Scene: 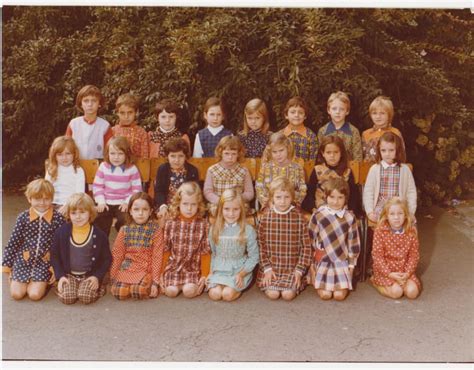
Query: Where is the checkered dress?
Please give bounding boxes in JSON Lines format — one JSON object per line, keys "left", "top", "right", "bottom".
{"left": 57, "top": 274, "right": 106, "bottom": 305}
{"left": 256, "top": 207, "right": 312, "bottom": 292}
{"left": 208, "top": 163, "right": 248, "bottom": 198}
{"left": 237, "top": 130, "right": 271, "bottom": 158}
{"left": 162, "top": 217, "right": 210, "bottom": 287}
{"left": 149, "top": 128, "right": 187, "bottom": 158}
{"left": 308, "top": 207, "right": 360, "bottom": 291}
{"left": 284, "top": 128, "right": 318, "bottom": 161}
{"left": 374, "top": 165, "right": 401, "bottom": 218}
{"left": 113, "top": 124, "right": 149, "bottom": 158}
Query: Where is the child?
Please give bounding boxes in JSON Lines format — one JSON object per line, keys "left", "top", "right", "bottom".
{"left": 255, "top": 132, "right": 307, "bottom": 209}
{"left": 45, "top": 136, "right": 85, "bottom": 213}
{"left": 203, "top": 136, "right": 254, "bottom": 216}
{"left": 362, "top": 96, "right": 406, "bottom": 162}
{"left": 154, "top": 138, "right": 199, "bottom": 222}
{"left": 2, "top": 179, "right": 65, "bottom": 301}
{"left": 308, "top": 178, "right": 361, "bottom": 301}
{"left": 161, "top": 182, "right": 211, "bottom": 298}
{"left": 317, "top": 91, "right": 363, "bottom": 161}
{"left": 65, "top": 84, "right": 113, "bottom": 159}
{"left": 371, "top": 197, "right": 421, "bottom": 299}
{"left": 363, "top": 131, "right": 416, "bottom": 224}
{"left": 302, "top": 136, "right": 361, "bottom": 216}
{"left": 93, "top": 136, "right": 142, "bottom": 236}
{"left": 110, "top": 192, "right": 164, "bottom": 300}
{"left": 193, "top": 97, "right": 233, "bottom": 158}
{"left": 280, "top": 96, "right": 318, "bottom": 161}
{"left": 149, "top": 98, "right": 190, "bottom": 158}
{"left": 257, "top": 177, "right": 312, "bottom": 301}
{"left": 207, "top": 189, "right": 259, "bottom": 302}
{"left": 51, "top": 193, "right": 111, "bottom": 305}
{"left": 112, "top": 93, "right": 149, "bottom": 159}
{"left": 237, "top": 98, "right": 272, "bottom": 158}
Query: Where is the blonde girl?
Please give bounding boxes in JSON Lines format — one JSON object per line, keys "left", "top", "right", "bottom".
{"left": 161, "top": 182, "right": 211, "bottom": 298}
{"left": 207, "top": 189, "right": 259, "bottom": 302}
{"left": 45, "top": 136, "right": 85, "bottom": 213}
{"left": 255, "top": 132, "right": 306, "bottom": 209}
{"left": 237, "top": 98, "right": 272, "bottom": 158}
{"left": 371, "top": 197, "right": 421, "bottom": 299}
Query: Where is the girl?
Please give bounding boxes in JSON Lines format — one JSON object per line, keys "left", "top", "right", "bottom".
{"left": 362, "top": 96, "right": 406, "bottom": 162}
{"left": 2, "top": 179, "right": 65, "bottom": 301}
{"left": 255, "top": 132, "right": 306, "bottom": 209}
{"left": 193, "top": 96, "right": 233, "bottom": 158}
{"left": 203, "top": 136, "right": 254, "bottom": 216}
{"left": 45, "top": 136, "right": 85, "bottom": 214}
{"left": 237, "top": 98, "right": 272, "bottom": 158}
{"left": 301, "top": 136, "right": 362, "bottom": 216}
{"left": 93, "top": 136, "right": 142, "bottom": 236}
{"left": 257, "top": 177, "right": 312, "bottom": 301}
{"left": 371, "top": 197, "right": 421, "bottom": 299}
{"left": 161, "top": 182, "right": 211, "bottom": 298}
{"left": 110, "top": 192, "right": 164, "bottom": 300}
{"left": 51, "top": 193, "right": 111, "bottom": 305}
{"left": 308, "top": 178, "right": 361, "bottom": 301}
{"left": 363, "top": 131, "right": 416, "bottom": 224}
{"left": 207, "top": 189, "right": 259, "bottom": 302}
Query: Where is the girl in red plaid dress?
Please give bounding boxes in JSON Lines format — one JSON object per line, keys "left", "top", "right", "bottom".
{"left": 257, "top": 177, "right": 312, "bottom": 301}
{"left": 110, "top": 192, "right": 164, "bottom": 300}
{"left": 161, "top": 182, "right": 211, "bottom": 298}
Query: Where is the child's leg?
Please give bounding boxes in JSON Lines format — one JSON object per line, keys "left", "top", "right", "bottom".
{"left": 57, "top": 275, "right": 80, "bottom": 304}
{"left": 404, "top": 280, "right": 420, "bottom": 299}
{"left": 164, "top": 285, "right": 181, "bottom": 298}
{"left": 77, "top": 279, "right": 105, "bottom": 304}
{"left": 111, "top": 281, "right": 131, "bottom": 300}
{"left": 264, "top": 289, "right": 281, "bottom": 300}
{"left": 373, "top": 282, "right": 403, "bottom": 299}
{"left": 10, "top": 280, "right": 27, "bottom": 300}
{"left": 317, "top": 289, "right": 333, "bottom": 300}
{"left": 94, "top": 207, "right": 114, "bottom": 236}
{"left": 129, "top": 275, "right": 152, "bottom": 300}
{"left": 208, "top": 285, "right": 223, "bottom": 301}
{"left": 281, "top": 289, "right": 297, "bottom": 301}
{"left": 182, "top": 283, "right": 201, "bottom": 298}
{"left": 222, "top": 286, "right": 241, "bottom": 302}
{"left": 333, "top": 289, "right": 349, "bottom": 301}
{"left": 26, "top": 281, "right": 48, "bottom": 301}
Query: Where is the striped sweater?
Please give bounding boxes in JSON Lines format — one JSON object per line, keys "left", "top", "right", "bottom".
{"left": 93, "top": 162, "right": 142, "bottom": 205}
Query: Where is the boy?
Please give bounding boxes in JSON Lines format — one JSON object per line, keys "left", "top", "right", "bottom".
{"left": 280, "top": 96, "right": 318, "bottom": 161}
{"left": 112, "top": 93, "right": 149, "bottom": 158}
{"left": 317, "top": 91, "right": 363, "bottom": 161}
{"left": 65, "top": 84, "right": 113, "bottom": 159}
{"left": 2, "top": 179, "right": 65, "bottom": 300}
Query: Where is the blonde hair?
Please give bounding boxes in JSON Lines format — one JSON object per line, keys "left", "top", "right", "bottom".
{"left": 168, "top": 182, "right": 206, "bottom": 219}
{"left": 377, "top": 197, "right": 414, "bottom": 234}
{"left": 215, "top": 135, "right": 246, "bottom": 162}
{"left": 211, "top": 189, "right": 247, "bottom": 246}
{"left": 25, "top": 179, "right": 55, "bottom": 200}
{"left": 269, "top": 176, "right": 295, "bottom": 201}
{"left": 369, "top": 96, "right": 394, "bottom": 126}
{"left": 115, "top": 93, "right": 140, "bottom": 111}
{"left": 46, "top": 136, "right": 81, "bottom": 181}
{"left": 262, "top": 132, "right": 295, "bottom": 163}
{"left": 64, "top": 193, "right": 97, "bottom": 222}
{"left": 327, "top": 91, "right": 351, "bottom": 111}
{"left": 241, "top": 98, "right": 270, "bottom": 135}
{"left": 104, "top": 136, "right": 133, "bottom": 167}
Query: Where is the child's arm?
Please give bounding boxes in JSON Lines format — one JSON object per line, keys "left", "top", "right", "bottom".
{"left": 103, "top": 126, "right": 114, "bottom": 147}
{"left": 351, "top": 127, "right": 363, "bottom": 161}
{"left": 91, "top": 230, "right": 112, "bottom": 283}
{"left": 404, "top": 166, "right": 417, "bottom": 216}
{"left": 347, "top": 215, "right": 361, "bottom": 269}
{"left": 203, "top": 170, "right": 219, "bottom": 204}
{"left": 295, "top": 164, "right": 307, "bottom": 205}
{"left": 371, "top": 229, "right": 392, "bottom": 278}
{"left": 257, "top": 216, "right": 272, "bottom": 273}
{"left": 75, "top": 167, "right": 86, "bottom": 194}
{"left": 154, "top": 164, "right": 169, "bottom": 211}
{"left": 241, "top": 167, "right": 255, "bottom": 202}
{"left": 109, "top": 228, "right": 127, "bottom": 282}
{"left": 93, "top": 163, "right": 107, "bottom": 210}
{"left": 192, "top": 133, "right": 204, "bottom": 158}
{"left": 348, "top": 171, "right": 363, "bottom": 217}
{"left": 120, "top": 165, "right": 143, "bottom": 212}
{"left": 2, "top": 213, "right": 26, "bottom": 272}
{"left": 363, "top": 164, "right": 378, "bottom": 221}
{"left": 296, "top": 218, "right": 313, "bottom": 276}
{"left": 50, "top": 227, "right": 66, "bottom": 282}
{"left": 242, "top": 225, "right": 259, "bottom": 274}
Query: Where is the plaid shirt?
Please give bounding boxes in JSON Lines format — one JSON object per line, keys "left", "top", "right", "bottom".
{"left": 113, "top": 124, "right": 149, "bottom": 159}
{"left": 317, "top": 122, "right": 363, "bottom": 161}
{"left": 204, "top": 163, "right": 254, "bottom": 204}
{"left": 375, "top": 164, "right": 401, "bottom": 217}
{"left": 281, "top": 126, "right": 318, "bottom": 161}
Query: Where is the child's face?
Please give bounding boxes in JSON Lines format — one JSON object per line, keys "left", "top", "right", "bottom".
{"left": 246, "top": 112, "right": 264, "bottom": 131}
{"left": 285, "top": 105, "right": 306, "bottom": 127}
{"left": 387, "top": 204, "right": 405, "bottom": 230}
{"left": 70, "top": 208, "right": 90, "bottom": 227}
{"left": 327, "top": 99, "right": 349, "bottom": 126}
{"left": 158, "top": 110, "right": 177, "bottom": 131}
{"left": 322, "top": 143, "right": 342, "bottom": 167}
{"left": 180, "top": 193, "right": 199, "bottom": 218}
{"left": 130, "top": 199, "right": 152, "bottom": 225}
{"left": 222, "top": 198, "right": 241, "bottom": 225}
{"left": 221, "top": 149, "right": 239, "bottom": 167}
{"left": 56, "top": 148, "right": 74, "bottom": 167}
{"left": 204, "top": 106, "right": 224, "bottom": 128}
{"left": 273, "top": 190, "right": 293, "bottom": 212}
{"left": 380, "top": 140, "right": 397, "bottom": 164}
{"left": 81, "top": 95, "right": 100, "bottom": 117}
{"left": 29, "top": 196, "right": 53, "bottom": 213}
{"left": 109, "top": 145, "right": 126, "bottom": 167}
{"left": 271, "top": 145, "right": 289, "bottom": 166}
{"left": 370, "top": 107, "right": 390, "bottom": 129}
{"left": 168, "top": 151, "right": 186, "bottom": 171}
{"left": 326, "top": 189, "right": 346, "bottom": 211}
{"left": 117, "top": 104, "right": 136, "bottom": 126}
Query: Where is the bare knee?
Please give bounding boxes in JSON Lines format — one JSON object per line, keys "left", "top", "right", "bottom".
{"left": 222, "top": 287, "right": 240, "bottom": 302}
{"left": 404, "top": 282, "right": 420, "bottom": 299}
{"left": 208, "top": 286, "right": 223, "bottom": 301}
{"left": 27, "top": 283, "right": 47, "bottom": 301}
{"left": 165, "top": 286, "right": 180, "bottom": 298}
{"left": 281, "top": 290, "right": 296, "bottom": 301}
{"left": 317, "top": 289, "right": 332, "bottom": 300}
{"left": 333, "top": 289, "right": 349, "bottom": 301}
{"left": 265, "top": 290, "right": 280, "bottom": 300}
{"left": 182, "top": 284, "right": 198, "bottom": 298}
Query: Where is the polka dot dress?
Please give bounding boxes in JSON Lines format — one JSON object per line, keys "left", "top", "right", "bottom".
{"left": 237, "top": 130, "right": 271, "bottom": 158}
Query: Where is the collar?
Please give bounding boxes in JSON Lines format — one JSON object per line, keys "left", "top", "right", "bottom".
{"left": 248, "top": 129, "right": 262, "bottom": 135}
{"left": 118, "top": 122, "right": 137, "bottom": 128}
{"left": 370, "top": 125, "right": 390, "bottom": 133}
{"left": 273, "top": 205, "right": 295, "bottom": 215}
{"left": 159, "top": 126, "right": 177, "bottom": 134}
{"left": 110, "top": 164, "right": 126, "bottom": 172}
{"left": 381, "top": 160, "right": 399, "bottom": 169}
{"left": 391, "top": 227, "right": 405, "bottom": 235}
{"left": 83, "top": 116, "right": 97, "bottom": 125}
{"left": 283, "top": 124, "right": 307, "bottom": 138}
{"left": 179, "top": 214, "right": 198, "bottom": 222}
{"left": 324, "top": 121, "right": 352, "bottom": 135}
{"left": 322, "top": 205, "right": 346, "bottom": 218}
{"left": 225, "top": 222, "right": 238, "bottom": 228}
{"left": 207, "top": 125, "right": 224, "bottom": 135}
{"left": 29, "top": 207, "right": 53, "bottom": 223}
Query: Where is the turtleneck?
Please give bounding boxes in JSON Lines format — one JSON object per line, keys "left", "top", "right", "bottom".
{"left": 72, "top": 223, "right": 92, "bottom": 244}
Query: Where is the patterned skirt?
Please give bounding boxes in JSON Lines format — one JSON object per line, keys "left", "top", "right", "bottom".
{"left": 314, "top": 260, "right": 352, "bottom": 291}
{"left": 256, "top": 267, "right": 307, "bottom": 293}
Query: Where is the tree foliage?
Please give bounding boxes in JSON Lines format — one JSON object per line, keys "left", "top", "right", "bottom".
{"left": 3, "top": 6, "right": 473, "bottom": 204}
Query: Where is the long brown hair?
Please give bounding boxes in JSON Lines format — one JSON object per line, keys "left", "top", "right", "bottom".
{"left": 315, "top": 136, "right": 349, "bottom": 176}
{"left": 376, "top": 131, "right": 406, "bottom": 164}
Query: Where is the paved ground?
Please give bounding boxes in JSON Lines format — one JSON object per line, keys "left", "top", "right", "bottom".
{"left": 2, "top": 193, "right": 473, "bottom": 362}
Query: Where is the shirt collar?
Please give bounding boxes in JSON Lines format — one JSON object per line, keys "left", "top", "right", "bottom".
{"left": 322, "top": 205, "right": 346, "bottom": 218}
{"left": 83, "top": 116, "right": 97, "bottom": 125}
{"left": 272, "top": 205, "right": 295, "bottom": 215}
{"left": 283, "top": 124, "right": 307, "bottom": 138}
{"left": 381, "top": 160, "right": 398, "bottom": 169}
{"left": 29, "top": 207, "right": 53, "bottom": 223}
{"left": 391, "top": 227, "right": 405, "bottom": 234}
{"left": 225, "top": 222, "right": 238, "bottom": 228}
{"left": 159, "top": 126, "right": 176, "bottom": 134}
{"left": 207, "top": 125, "right": 224, "bottom": 135}
{"left": 110, "top": 164, "right": 126, "bottom": 172}
{"left": 325, "top": 121, "right": 352, "bottom": 135}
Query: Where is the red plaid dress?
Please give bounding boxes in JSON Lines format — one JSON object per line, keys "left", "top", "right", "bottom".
{"left": 162, "top": 216, "right": 210, "bottom": 287}
{"left": 256, "top": 207, "right": 312, "bottom": 292}
{"left": 374, "top": 165, "right": 400, "bottom": 218}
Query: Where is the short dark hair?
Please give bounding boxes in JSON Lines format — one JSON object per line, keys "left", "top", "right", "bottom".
{"left": 376, "top": 131, "right": 406, "bottom": 164}
{"left": 163, "top": 137, "right": 190, "bottom": 158}
{"left": 155, "top": 98, "right": 180, "bottom": 115}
